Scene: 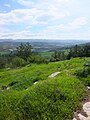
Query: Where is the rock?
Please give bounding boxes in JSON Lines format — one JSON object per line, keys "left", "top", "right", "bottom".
{"left": 83, "top": 102, "right": 90, "bottom": 116}
{"left": 78, "top": 113, "right": 86, "bottom": 120}
{"left": 7, "top": 87, "right": 10, "bottom": 90}
{"left": 73, "top": 118, "right": 77, "bottom": 120}
{"left": 74, "top": 102, "right": 90, "bottom": 120}
{"left": 87, "top": 86, "right": 90, "bottom": 90}
{"left": 34, "top": 81, "right": 38, "bottom": 84}
{"left": 48, "top": 72, "right": 60, "bottom": 78}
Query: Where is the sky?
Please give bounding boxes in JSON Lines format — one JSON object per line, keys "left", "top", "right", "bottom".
{"left": 0, "top": 0, "right": 90, "bottom": 40}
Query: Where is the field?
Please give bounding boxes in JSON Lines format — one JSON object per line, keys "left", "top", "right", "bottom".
{"left": 39, "top": 51, "right": 54, "bottom": 58}
{"left": 0, "top": 57, "right": 90, "bottom": 120}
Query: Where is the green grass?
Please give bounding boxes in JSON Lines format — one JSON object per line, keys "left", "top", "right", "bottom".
{"left": 0, "top": 51, "right": 10, "bottom": 55}
{"left": 39, "top": 51, "right": 54, "bottom": 58}
{"left": 0, "top": 57, "right": 90, "bottom": 120}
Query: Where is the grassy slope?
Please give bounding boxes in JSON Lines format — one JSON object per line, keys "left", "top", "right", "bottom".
{"left": 0, "top": 57, "right": 90, "bottom": 120}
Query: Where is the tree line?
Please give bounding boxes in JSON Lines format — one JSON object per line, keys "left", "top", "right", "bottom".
{"left": 50, "top": 44, "right": 90, "bottom": 62}
{"left": 0, "top": 42, "right": 49, "bottom": 68}
{"left": 0, "top": 42, "right": 90, "bottom": 69}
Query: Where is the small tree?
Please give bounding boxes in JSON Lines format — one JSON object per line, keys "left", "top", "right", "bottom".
{"left": 16, "top": 42, "right": 32, "bottom": 60}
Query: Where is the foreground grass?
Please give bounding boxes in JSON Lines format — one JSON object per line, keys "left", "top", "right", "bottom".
{"left": 0, "top": 57, "right": 90, "bottom": 120}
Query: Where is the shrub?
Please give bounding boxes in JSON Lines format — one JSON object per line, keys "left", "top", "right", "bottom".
{"left": 0, "top": 57, "right": 6, "bottom": 68}
{"left": 27, "top": 55, "right": 49, "bottom": 64}
{"left": 75, "top": 68, "right": 88, "bottom": 77}
{"left": 11, "top": 57, "right": 27, "bottom": 68}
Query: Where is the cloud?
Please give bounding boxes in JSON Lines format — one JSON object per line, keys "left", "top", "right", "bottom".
{"left": 69, "top": 17, "right": 88, "bottom": 28}
{"left": 0, "top": 30, "right": 33, "bottom": 39}
{"left": 0, "top": 26, "right": 90, "bottom": 40}
{"left": 0, "top": 8, "right": 44, "bottom": 25}
{"left": 15, "top": 0, "right": 70, "bottom": 20}
{"left": 0, "top": 5, "right": 67, "bottom": 26}
{"left": 0, "top": 0, "right": 90, "bottom": 40}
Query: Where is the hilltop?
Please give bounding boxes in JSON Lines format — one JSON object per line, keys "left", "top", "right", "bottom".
{"left": 0, "top": 57, "right": 90, "bottom": 120}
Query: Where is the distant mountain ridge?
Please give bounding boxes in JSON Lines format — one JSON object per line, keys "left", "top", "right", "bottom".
{"left": 0, "top": 39, "right": 90, "bottom": 44}
{"left": 0, "top": 39, "right": 90, "bottom": 52}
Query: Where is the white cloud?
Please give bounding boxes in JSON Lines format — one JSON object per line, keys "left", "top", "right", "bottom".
{"left": 0, "top": 0, "right": 71, "bottom": 27}
{"left": 0, "top": 5, "right": 68, "bottom": 26}
{"left": 69, "top": 17, "right": 88, "bottom": 28}
{"left": 40, "top": 24, "right": 65, "bottom": 35}
{"left": 0, "top": 30, "right": 33, "bottom": 39}
{"left": 0, "top": 27, "right": 90, "bottom": 40}
{"left": 0, "top": 0, "right": 90, "bottom": 40}
{"left": 15, "top": 0, "right": 70, "bottom": 21}
{"left": 0, "top": 8, "right": 44, "bottom": 25}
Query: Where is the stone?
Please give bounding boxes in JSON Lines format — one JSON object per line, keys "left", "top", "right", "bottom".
{"left": 34, "top": 81, "right": 38, "bottom": 84}
{"left": 83, "top": 102, "right": 90, "bottom": 116}
{"left": 48, "top": 72, "right": 60, "bottom": 78}
{"left": 73, "top": 118, "right": 77, "bottom": 120}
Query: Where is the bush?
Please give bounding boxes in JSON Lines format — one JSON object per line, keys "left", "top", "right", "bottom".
{"left": 11, "top": 57, "right": 27, "bottom": 68}
{"left": 27, "top": 55, "right": 49, "bottom": 64}
{"left": 75, "top": 68, "right": 88, "bottom": 77}
{"left": 0, "top": 57, "right": 6, "bottom": 68}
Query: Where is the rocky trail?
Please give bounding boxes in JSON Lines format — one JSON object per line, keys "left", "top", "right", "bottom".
{"left": 48, "top": 70, "right": 90, "bottom": 120}
{"left": 73, "top": 86, "right": 90, "bottom": 120}
{"left": 65, "top": 70, "right": 90, "bottom": 120}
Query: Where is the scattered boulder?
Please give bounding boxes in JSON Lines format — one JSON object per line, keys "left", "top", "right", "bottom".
{"left": 73, "top": 118, "right": 77, "bottom": 120}
{"left": 87, "top": 86, "right": 90, "bottom": 90}
{"left": 73, "top": 102, "right": 90, "bottom": 120}
{"left": 83, "top": 102, "right": 90, "bottom": 117}
{"left": 34, "top": 81, "right": 38, "bottom": 85}
{"left": 48, "top": 72, "right": 60, "bottom": 78}
{"left": 7, "top": 87, "right": 10, "bottom": 90}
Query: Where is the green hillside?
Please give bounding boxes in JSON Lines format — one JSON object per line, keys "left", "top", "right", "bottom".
{"left": 0, "top": 57, "right": 90, "bottom": 120}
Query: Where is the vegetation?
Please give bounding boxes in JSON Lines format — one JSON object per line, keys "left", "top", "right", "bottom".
{"left": 0, "top": 42, "right": 90, "bottom": 119}
{"left": 0, "top": 43, "right": 49, "bottom": 68}
{"left": 50, "top": 44, "right": 90, "bottom": 62}
{"left": 0, "top": 57, "right": 90, "bottom": 120}
{"left": 0, "top": 42, "right": 90, "bottom": 68}
{"left": 16, "top": 42, "right": 32, "bottom": 60}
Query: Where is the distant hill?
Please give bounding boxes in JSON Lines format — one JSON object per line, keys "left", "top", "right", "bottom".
{"left": 0, "top": 39, "right": 90, "bottom": 52}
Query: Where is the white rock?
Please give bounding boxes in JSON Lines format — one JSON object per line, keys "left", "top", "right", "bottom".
{"left": 34, "top": 81, "right": 38, "bottom": 84}
{"left": 73, "top": 118, "right": 77, "bottom": 120}
{"left": 87, "top": 86, "right": 90, "bottom": 90}
{"left": 7, "top": 87, "right": 10, "bottom": 90}
{"left": 78, "top": 113, "right": 86, "bottom": 120}
{"left": 83, "top": 102, "right": 90, "bottom": 116}
{"left": 48, "top": 72, "right": 60, "bottom": 78}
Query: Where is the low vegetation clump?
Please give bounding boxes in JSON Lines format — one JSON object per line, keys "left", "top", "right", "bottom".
{"left": 15, "top": 75, "right": 85, "bottom": 120}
